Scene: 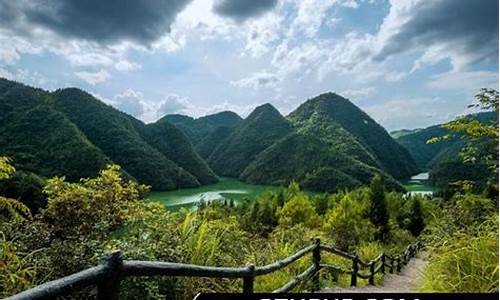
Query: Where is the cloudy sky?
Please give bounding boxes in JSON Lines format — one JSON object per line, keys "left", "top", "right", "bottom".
{"left": 0, "top": 0, "right": 498, "bottom": 130}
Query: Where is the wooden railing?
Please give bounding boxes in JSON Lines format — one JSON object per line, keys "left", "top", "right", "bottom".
{"left": 5, "top": 239, "right": 422, "bottom": 299}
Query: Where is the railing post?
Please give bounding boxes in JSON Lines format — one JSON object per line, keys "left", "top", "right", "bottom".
{"left": 98, "top": 250, "right": 123, "bottom": 300}
{"left": 396, "top": 256, "right": 401, "bottom": 272}
{"left": 311, "top": 238, "right": 321, "bottom": 292}
{"left": 381, "top": 253, "right": 385, "bottom": 274}
{"left": 242, "top": 264, "right": 255, "bottom": 294}
{"left": 368, "top": 261, "right": 375, "bottom": 285}
{"left": 350, "top": 253, "right": 358, "bottom": 287}
{"left": 389, "top": 256, "right": 394, "bottom": 274}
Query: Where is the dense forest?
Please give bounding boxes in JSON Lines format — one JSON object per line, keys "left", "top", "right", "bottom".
{"left": 0, "top": 84, "right": 498, "bottom": 298}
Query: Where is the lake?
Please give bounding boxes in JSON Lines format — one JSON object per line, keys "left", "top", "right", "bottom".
{"left": 146, "top": 178, "right": 281, "bottom": 210}
{"left": 148, "top": 173, "right": 436, "bottom": 210}
{"left": 403, "top": 172, "right": 435, "bottom": 196}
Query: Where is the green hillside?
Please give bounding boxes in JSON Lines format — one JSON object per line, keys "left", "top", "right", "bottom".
{"left": 208, "top": 103, "right": 294, "bottom": 177}
{"left": 0, "top": 79, "right": 110, "bottom": 180}
{"left": 0, "top": 104, "right": 110, "bottom": 181}
{"left": 194, "top": 125, "right": 235, "bottom": 159}
{"left": 240, "top": 132, "right": 403, "bottom": 192}
{"left": 0, "top": 79, "right": 220, "bottom": 190}
{"left": 289, "top": 93, "right": 418, "bottom": 179}
{"left": 143, "top": 118, "right": 218, "bottom": 185}
{"left": 396, "top": 112, "right": 498, "bottom": 170}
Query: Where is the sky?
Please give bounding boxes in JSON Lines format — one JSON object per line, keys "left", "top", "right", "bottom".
{"left": 0, "top": 0, "right": 498, "bottom": 130}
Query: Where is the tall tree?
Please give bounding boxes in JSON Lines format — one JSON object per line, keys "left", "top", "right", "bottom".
{"left": 407, "top": 197, "right": 425, "bottom": 236}
{"left": 369, "top": 175, "right": 389, "bottom": 240}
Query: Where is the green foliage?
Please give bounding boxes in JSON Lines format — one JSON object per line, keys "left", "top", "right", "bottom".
{"left": 0, "top": 157, "right": 31, "bottom": 220}
{"left": 407, "top": 198, "right": 425, "bottom": 236}
{"left": 0, "top": 170, "right": 46, "bottom": 213}
{"left": 277, "top": 192, "right": 319, "bottom": 228}
{"left": 368, "top": 175, "right": 389, "bottom": 240}
{"left": 241, "top": 132, "right": 404, "bottom": 193}
{"left": 323, "top": 190, "right": 375, "bottom": 250}
{"left": 42, "top": 164, "right": 149, "bottom": 239}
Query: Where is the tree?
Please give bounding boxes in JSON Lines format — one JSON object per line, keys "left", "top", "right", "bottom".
{"left": 407, "top": 197, "right": 425, "bottom": 236}
{"left": 277, "top": 193, "right": 319, "bottom": 228}
{"left": 428, "top": 88, "right": 499, "bottom": 193}
{"left": 0, "top": 157, "right": 31, "bottom": 220}
{"left": 368, "top": 175, "right": 389, "bottom": 240}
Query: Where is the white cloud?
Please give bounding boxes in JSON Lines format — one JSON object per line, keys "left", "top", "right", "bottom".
{"left": 75, "top": 69, "right": 110, "bottom": 85}
{"left": 157, "top": 94, "right": 192, "bottom": 116}
{"left": 365, "top": 97, "right": 456, "bottom": 130}
{"left": 114, "top": 60, "right": 141, "bottom": 72}
{"left": 340, "top": 87, "right": 376, "bottom": 99}
{"left": 427, "top": 71, "right": 499, "bottom": 92}
{"left": 231, "top": 72, "right": 280, "bottom": 90}
{"left": 66, "top": 52, "right": 114, "bottom": 67}
{"left": 112, "top": 88, "right": 146, "bottom": 118}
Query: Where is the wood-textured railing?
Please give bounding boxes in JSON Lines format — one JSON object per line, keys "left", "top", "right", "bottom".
{"left": 5, "top": 239, "right": 422, "bottom": 299}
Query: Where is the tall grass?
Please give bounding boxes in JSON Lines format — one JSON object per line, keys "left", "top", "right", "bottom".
{"left": 420, "top": 215, "right": 499, "bottom": 292}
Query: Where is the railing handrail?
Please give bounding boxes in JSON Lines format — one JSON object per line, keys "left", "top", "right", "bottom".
{"left": 5, "top": 240, "right": 422, "bottom": 299}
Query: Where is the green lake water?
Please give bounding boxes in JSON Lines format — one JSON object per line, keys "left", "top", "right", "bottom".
{"left": 402, "top": 172, "right": 435, "bottom": 196}
{"left": 147, "top": 173, "right": 436, "bottom": 210}
{"left": 146, "top": 178, "right": 281, "bottom": 210}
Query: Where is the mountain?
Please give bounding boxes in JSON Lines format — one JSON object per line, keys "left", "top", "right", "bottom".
{"left": 0, "top": 78, "right": 218, "bottom": 190}
{"left": 163, "top": 111, "right": 242, "bottom": 145}
{"left": 0, "top": 80, "right": 110, "bottom": 181}
{"left": 163, "top": 111, "right": 242, "bottom": 159}
{"left": 288, "top": 93, "right": 419, "bottom": 179}
{"left": 143, "top": 118, "right": 218, "bottom": 185}
{"left": 240, "top": 132, "right": 402, "bottom": 192}
{"left": 208, "top": 103, "right": 294, "bottom": 177}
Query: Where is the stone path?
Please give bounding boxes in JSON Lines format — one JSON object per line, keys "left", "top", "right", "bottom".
{"left": 321, "top": 252, "right": 428, "bottom": 293}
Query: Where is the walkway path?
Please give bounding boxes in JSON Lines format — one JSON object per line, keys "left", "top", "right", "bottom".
{"left": 321, "top": 252, "right": 428, "bottom": 293}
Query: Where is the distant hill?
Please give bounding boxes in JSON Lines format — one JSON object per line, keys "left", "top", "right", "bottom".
{"left": 395, "top": 112, "right": 498, "bottom": 188}
{"left": 390, "top": 129, "right": 422, "bottom": 139}
{"left": 143, "top": 118, "right": 218, "bottom": 185}
{"left": 208, "top": 103, "right": 293, "bottom": 177}
{"left": 207, "top": 95, "right": 415, "bottom": 192}
{"left": 288, "top": 93, "right": 419, "bottom": 179}
{"left": 164, "top": 111, "right": 242, "bottom": 159}
{"left": 164, "top": 111, "right": 241, "bottom": 141}
{"left": 395, "top": 112, "right": 497, "bottom": 170}
{"left": 0, "top": 78, "right": 218, "bottom": 190}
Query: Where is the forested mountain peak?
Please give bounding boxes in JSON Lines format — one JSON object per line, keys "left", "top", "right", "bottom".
{"left": 288, "top": 92, "right": 418, "bottom": 179}
{"left": 207, "top": 102, "right": 293, "bottom": 177}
